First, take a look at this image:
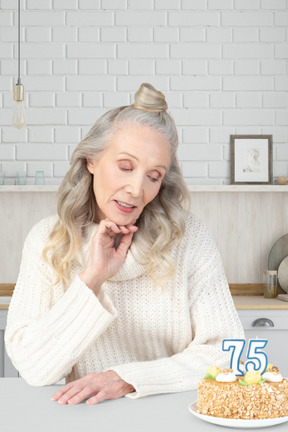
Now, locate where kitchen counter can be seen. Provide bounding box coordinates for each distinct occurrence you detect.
[0,297,11,310]
[1,378,287,432]
[2,295,288,310]
[233,295,288,310]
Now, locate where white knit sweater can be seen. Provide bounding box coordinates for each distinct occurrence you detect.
[5,213,244,398]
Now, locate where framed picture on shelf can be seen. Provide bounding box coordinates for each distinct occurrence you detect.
[230,135,273,185]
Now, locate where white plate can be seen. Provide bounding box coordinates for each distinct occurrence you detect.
[188,402,288,429]
[278,256,288,292]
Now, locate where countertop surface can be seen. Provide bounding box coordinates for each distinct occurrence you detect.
[233,295,288,310]
[1,378,287,432]
[2,295,288,310]
[0,296,11,310]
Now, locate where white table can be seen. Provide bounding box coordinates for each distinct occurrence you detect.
[1,378,288,432]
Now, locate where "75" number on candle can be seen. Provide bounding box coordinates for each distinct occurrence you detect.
[222,339,268,376]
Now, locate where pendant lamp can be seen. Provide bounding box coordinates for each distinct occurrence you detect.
[12,0,26,129]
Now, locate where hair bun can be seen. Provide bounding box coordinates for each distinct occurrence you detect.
[133,83,168,113]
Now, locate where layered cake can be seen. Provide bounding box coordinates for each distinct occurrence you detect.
[198,364,288,419]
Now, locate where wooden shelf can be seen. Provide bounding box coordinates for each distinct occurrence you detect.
[1,185,288,193]
[187,185,288,192]
[0,185,59,192]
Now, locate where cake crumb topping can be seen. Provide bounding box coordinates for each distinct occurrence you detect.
[197,377,288,419]
[267,366,280,375]
[219,368,233,375]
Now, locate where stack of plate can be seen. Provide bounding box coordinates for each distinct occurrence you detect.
[268,234,288,293]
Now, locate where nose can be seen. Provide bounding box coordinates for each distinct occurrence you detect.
[124,174,144,198]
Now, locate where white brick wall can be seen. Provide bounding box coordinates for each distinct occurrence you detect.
[0,0,287,185]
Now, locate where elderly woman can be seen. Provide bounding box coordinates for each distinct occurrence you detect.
[5,83,244,405]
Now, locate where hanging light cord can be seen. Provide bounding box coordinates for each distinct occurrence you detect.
[17,0,21,85]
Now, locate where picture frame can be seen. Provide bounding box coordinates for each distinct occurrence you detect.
[230,135,273,185]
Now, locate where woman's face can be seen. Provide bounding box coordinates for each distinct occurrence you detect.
[87,123,171,226]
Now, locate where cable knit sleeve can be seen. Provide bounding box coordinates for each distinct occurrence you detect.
[5,216,117,386]
[109,216,245,398]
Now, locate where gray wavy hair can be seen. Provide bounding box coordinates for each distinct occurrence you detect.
[43,83,191,288]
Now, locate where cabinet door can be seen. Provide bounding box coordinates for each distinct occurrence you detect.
[0,311,19,377]
[238,310,288,377]
[243,329,288,376]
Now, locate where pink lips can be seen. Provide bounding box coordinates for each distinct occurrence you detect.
[114,200,137,214]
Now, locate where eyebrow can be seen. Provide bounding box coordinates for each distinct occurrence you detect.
[118,152,168,171]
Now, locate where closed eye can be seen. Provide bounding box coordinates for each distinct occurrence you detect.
[148,171,161,183]
[118,160,133,172]
[149,176,159,183]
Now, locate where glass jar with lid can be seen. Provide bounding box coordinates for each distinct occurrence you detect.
[263,270,277,299]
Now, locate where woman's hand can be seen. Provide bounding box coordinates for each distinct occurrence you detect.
[79,219,138,294]
[51,371,135,405]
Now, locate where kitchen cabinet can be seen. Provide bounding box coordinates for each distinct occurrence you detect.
[237,309,288,376]
[0,310,19,377]
[1,304,288,378]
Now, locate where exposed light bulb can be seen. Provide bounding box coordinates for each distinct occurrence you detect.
[12,82,26,129]
[14,2,26,129]
[12,101,26,129]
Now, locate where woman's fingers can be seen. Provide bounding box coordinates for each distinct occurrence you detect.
[80,219,138,290]
[98,223,120,238]
[116,232,134,258]
[98,219,138,235]
[67,386,98,405]
[96,221,136,243]
[86,390,107,405]
[51,372,134,406]
[125,224,138,233]
[52,383,98,405]
[58,387,80,405]
[51,382,73,401]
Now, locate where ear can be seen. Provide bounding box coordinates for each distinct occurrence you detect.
[86,158,95,174]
